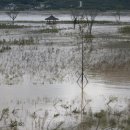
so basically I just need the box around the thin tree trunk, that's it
[81,33,84,121]
[96,119,100,130]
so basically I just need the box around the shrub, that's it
[0,46,11,53]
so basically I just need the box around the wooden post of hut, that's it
[45,15,59,24]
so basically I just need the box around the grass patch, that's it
[34,28,59,33]
[119,26,130,34]
[102,41,130,49]
[0,46,11,53]
[0,24,27,29]
[0,37,37,45]
[84,34,95,41]
[56,20,113,24]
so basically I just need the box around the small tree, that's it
[76,15,94,122]
[6,3,19,25]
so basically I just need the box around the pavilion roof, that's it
[45,15,59,21]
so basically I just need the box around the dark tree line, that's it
[0,0,129,10]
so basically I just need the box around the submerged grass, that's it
[119,26,130,34]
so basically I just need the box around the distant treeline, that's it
[0,0,130,10]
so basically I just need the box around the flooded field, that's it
[0,11,130,22]
[0,11,130,130]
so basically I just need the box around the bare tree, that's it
[71,9,81,29]
[6,3,19,25]
[84,10,98,35]
[114,5,122,24]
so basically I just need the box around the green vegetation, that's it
[0,24,26,29]
[119,26,130,34]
